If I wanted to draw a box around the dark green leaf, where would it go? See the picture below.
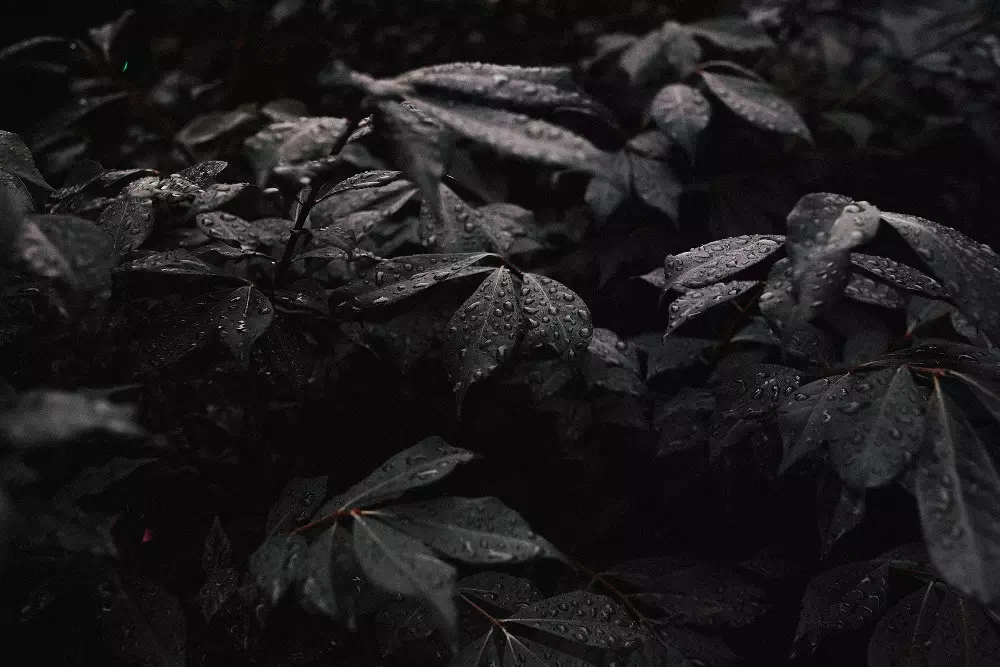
[380,496,561,564]
[666,280,759,335]
[375,100,450,219]
[244,117,350,185]
[119,249,231,279]
[0,130,51,189]
[318,436,477,513]
[352,515,458,641]
[629,154,680,220]
[688,17,774,52]
[265,475,328,535]
[195,211,260,251]
[214,285,275,364]
[506,590,646,650]
[700,71,812,142]
[915,388,1000,605]
[249,534,308,607]
[419,183,523,255]
[664,235,784,290]
[849,253,946,299]
[175,109,255,147]
[519,273,592,359]
[650,84,711,157]
[443,267,522,411]
[458,571,543,616]
[97,196,154,256]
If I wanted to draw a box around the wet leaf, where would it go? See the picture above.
[442,267,522,411]
[136,293,219,368]
[249,534,308,607]
[193,566,238,624]
[18,213,114,291]
[505,590,646,650]
[620,21,701,85]
[665,280,759,335]
[650,83,711,157]
[318,436,477,514]
[688,16,774,52]
[119,249,232,279]
[881,210,1000,346]
[664,235,784,290]
[244,116,350,185]
[0,130,51,189]
[214,285,275,364]
[380,496,561,564]
[97,196,154,256]
[176,109,255,147]
[458,571,543,616]
[629,154,680,220]
[583,328,644,396]
[844,273,908,310]
[519,273,592,359]
[309,170,418,241]
[849,253,946,299]
[785,195,880,322]
[419,183,525,255]
[868,585,1000,667]
[195,211,260,251]
[407,97,614,177]
[334,252,500,312]
[353,515,458,641]
[0,390,142,447]
[375,100,450,218]
[915,388,1000,605]
[176,160,229,188]
[700,71,812,142]
[265,475,328,535]
[641,336,715,380]
[817,475,866,558]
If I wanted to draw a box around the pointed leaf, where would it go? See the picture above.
[419,183,522,254]
[97,196,154,256]
[818,476,866,558]
[175,109,255,147]
[629,154,680,220]
[915,389,1000,605]
[308,170,418,239]
[650,84,711,157]
[844,272,908,309]
[214,285,275,364]
[519,273,592,359]
[664,235,784,290]
[666,280,759,335]
[458,572,543,616]
[244,116,350,184]
[407,97,614,177]
[688,17,774,52]
[352,515,458,639]
[505,591,645,651]
[249,534,308,607]
[380,496,560,564]
[119,249,230,279]
[583,328,644,395]
[195,211,259,250]
[700,71,812,142]
[0,130,51,189]
[375,100,449,218]
[202,516,232,574]
[795,562,893,652]
[882,210,1000,345]
[443,267,522,410]
[136,294,219,368]
[176,160,229,188]
[319,436,477,514]
[849,253,946,299]
[265,475,328,535]
[298,525,362,622]
[824,367,927,489]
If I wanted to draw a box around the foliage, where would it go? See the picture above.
[2,1,1000,665]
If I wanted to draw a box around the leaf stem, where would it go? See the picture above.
[274,114,362,286]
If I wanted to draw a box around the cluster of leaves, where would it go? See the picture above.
[2,1,1000,666]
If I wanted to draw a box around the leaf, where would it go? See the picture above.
[406,97,614,177]
[665,280,759,335]
[195,211,261,251]
[308,170,418,241]
[18,213,114,291]
[331,253,500,312]
[352,515,458,641]
[0,391,142,447]
[688,16,774,52]
[881,210,1000,346]
[442,267,522,411]
[194,567,238,624]
[820,367,927,489]
[849,253,947,299]
[619,21,701,85]
[868,585,1000,667]
[213,285,275,364]
[519,273,592,359]
[243,117,350,185]
[56,456,155,505]
[915,388,1000,605]
[0,130,51,189]
[419,183,524,255]
[641,336,715,380]
[265,475,329,535]
[785,195,880,322]
[794,561,894,653]
[396,62,612,120]
[95,573,187,667]
[629,154,680,220]
[458,571,543,616]
[664,235,784,290]
[298,525,363,623]
[202,516,232,574]
[380,496,560,564]
[97,196,154,256]
[318,436,477,514]
[700,71,812,142]
[249,534,308,607]
[844,273,908,310]
[176,160,229,188]
[650,84,711,157]
[583,328,644,396]
[817,475,866,558]
[119,249,231,279]
[375,100,450,218]
[175,109,255,147]
[505,590,646,650]
[585,152,629,223]
[136,293,219,368]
